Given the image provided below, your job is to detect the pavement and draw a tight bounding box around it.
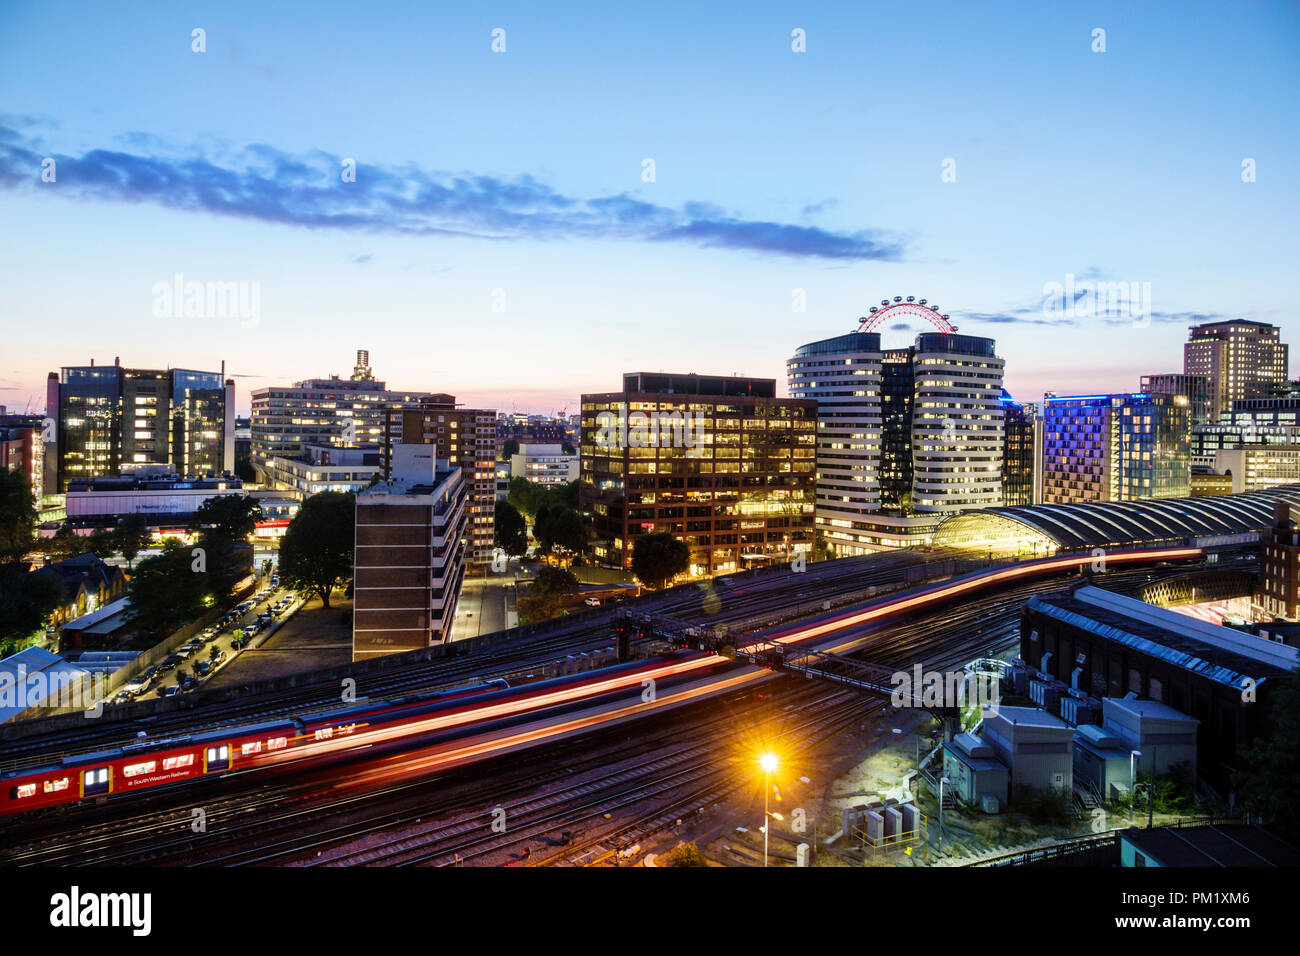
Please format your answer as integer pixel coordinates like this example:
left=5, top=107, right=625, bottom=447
left=449, top=571, right=518, bottom=641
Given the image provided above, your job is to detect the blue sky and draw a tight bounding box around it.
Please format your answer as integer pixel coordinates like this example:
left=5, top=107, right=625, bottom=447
left=1, top=0, right=1297, bottom=415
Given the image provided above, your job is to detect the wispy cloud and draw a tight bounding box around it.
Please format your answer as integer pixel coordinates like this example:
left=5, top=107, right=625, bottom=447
left=0, top=120, right=903, bottom=262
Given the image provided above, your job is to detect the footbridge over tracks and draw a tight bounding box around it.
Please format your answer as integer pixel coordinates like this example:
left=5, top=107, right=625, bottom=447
left=1135, top=567, right=1257, bottom=608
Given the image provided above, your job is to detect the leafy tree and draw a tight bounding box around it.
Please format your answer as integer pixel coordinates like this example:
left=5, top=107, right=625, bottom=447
left=531, top=565, right=579, bottom=598
left=44, top=522, right=84, bottom=561
left=127, top=539, right=210, bottom=638
left=114, top=514, right=149, bottom=570
left=631, top=532, right=690, bottom=589
left=0, top=469, right=40, bottom=563
left=501, top=438, right=520, bottom=461
left=508, top=475, right=542, bottom=518
left=552, top=480, right=579, bottom=511
left=197, top=533, right=253, bottom=597
left=279, top=491, right=355, bottom=609
left=658, top=842, right=708, bottom=867
left=0, top=562, right=64, bottom=649
left=561, top=442, right=575, bottom=456
left=534, top=505, right=585, bottom=555
left=494, top=501, right=528, bottom=557
left=1235, top=664, right=1300, bottom=841
left=189, top=494, right=261, bottom=541
left=85, top=528, right=118, bottom=559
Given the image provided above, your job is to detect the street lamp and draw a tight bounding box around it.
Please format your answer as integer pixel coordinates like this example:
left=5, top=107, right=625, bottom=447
left=760, top=753, right=777, bottom=868
left=1130, top=750, right=1142, bottom=824
left=939, top=776, right=951, bottom=851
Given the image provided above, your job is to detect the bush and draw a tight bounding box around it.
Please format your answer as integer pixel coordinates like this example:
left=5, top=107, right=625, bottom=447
left=658, top=842, right=708, bottom=867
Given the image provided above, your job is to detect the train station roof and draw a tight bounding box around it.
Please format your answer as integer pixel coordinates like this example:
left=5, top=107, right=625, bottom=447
left=932, top=484, right=1300, bottom=554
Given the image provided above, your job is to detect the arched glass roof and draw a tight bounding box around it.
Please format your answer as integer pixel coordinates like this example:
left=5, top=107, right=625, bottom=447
left=932, top=485, right=1300, bottom=553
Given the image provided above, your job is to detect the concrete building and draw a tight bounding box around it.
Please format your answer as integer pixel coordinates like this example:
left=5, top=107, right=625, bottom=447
left=787, top=322, right=1005, bottom=554
left=352, top=445, right=468, bottom=660
left=1259, top=501, right=1300, bottom=620
left=1184, top=320, right=1290, bottom=420
left=942, top=731, right=1011, bottom=809
left=1041, top=393, right=1191, bottom=504
left=979, top=705, right=1075, bottom=797
left=581, top=373, right=816, bottom=576
left=1213, top=445, right=1300, bottom=494
left=510, top=443, right=580, bottom=487
left=48, top=360, right=234, bottom=490
left=0, top=415, right=45, bottom=503
left=1021, top=584, right=1297, bottom=789
left=264, top=444, right=384, bottom=497
left=390, top=402, right=498, bottom=570
left=249, top=352, right=441, bottom=481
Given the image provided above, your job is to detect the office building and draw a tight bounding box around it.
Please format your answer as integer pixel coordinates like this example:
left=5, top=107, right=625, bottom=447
left=352, top=444, right=468, bottom=660
left=1042, top=393, right=1191, bottom=504
left=390, top=402, right=498, bottom=570
left=580, top=373, right=816, bottom=576
left=1000, top=393, right=1041, bottom=506
left=249, top=352, right=441, bottom=480
left=1214, top=446, right=1300, bottom=494
left=788, top=323, right=1005, bottom=553
left=1140, top=372, right=1213, bottom=425
left=509, top=443, right=580, bottom=486
left=1183, top=320, right=1289, bottom=420
left=262, top=444, right=384, bottom=497
left=48, top=360, right=234, bottom=490
left=0, top=414, right=45, bottom=502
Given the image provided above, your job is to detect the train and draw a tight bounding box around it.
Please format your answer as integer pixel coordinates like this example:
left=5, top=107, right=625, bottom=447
left=1, top=544, right=1206, bottom=820
left=0, top=654, right=726, bottom=818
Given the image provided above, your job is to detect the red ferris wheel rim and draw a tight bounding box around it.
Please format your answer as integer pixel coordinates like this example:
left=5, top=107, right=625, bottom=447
left=857, top=301, right=957, bottom=334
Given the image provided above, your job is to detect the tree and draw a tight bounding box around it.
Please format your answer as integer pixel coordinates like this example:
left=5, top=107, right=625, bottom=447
left=508, top=475, right=542, bottom=518
left=494, top=501, right=528, bottom=557
left=44, top=522, right=84, bottom=562
left=114, top=514, right=149, bottom=570
left=279, top=492, right=355, bottom=609
left=0, top=469, right=39, bottom=563
left=631, top=532, right=690, bottom=589
left=658, top=842, right=708, bottom=867
left=1235, top=664, right=1300, bottom=841
left=501, top=438, right=520, bottom=461
left=189, top=494, right=261, bottom=541
left=0, top=562, right=64, bottom=650
left=531, top=565, right=579, bottom=598
left=85, top=528, right=118, bottom=559
left=127, top=539, right=210, bottom=638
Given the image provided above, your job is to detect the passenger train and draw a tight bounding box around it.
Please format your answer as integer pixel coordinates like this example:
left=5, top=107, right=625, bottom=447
left=0, top=544, right=1204, bottom=819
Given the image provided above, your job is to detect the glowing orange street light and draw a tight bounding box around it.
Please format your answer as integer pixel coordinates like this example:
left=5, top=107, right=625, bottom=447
left=759, top=753, right=777, bottom=867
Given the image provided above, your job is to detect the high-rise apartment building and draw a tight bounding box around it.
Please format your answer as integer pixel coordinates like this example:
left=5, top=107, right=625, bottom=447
left=580, top=373, right=816, bottom=576
left=47, top=359, right=234, bottom=490
left=1183, top=320, right=1289, bottom=420
left=0, top=414, right=45, bottom=503
left=787, top=331, right=884, bottom=535
left=390, top=402, right=498, bottom=570
left=352, top=444, right=468, bottom=660
left=788, top=323, right=1005, bottom=554
left=1140, top=373, right=1213, bottom=425
left=1259, top=502, right=1300, bottom=621
left=1042, top=393, right=1191, bottom=504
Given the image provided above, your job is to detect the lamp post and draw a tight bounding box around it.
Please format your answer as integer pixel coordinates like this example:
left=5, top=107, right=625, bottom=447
left=760, top=753, right=777, bottom=867
left=939, top=776, right=951, bottom=851
left=1130, top=750, right=1142, bottom=825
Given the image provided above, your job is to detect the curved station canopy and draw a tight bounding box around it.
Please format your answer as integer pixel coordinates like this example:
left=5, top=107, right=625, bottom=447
left=932, top=484, right=1300, bottom=556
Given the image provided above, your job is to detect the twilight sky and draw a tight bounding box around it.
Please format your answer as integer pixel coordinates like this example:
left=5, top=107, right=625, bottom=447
left=1, top=0, right=1297, bottom=416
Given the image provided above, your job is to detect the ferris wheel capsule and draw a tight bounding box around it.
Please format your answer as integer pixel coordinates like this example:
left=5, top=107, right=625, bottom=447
left=869, top=306, right=878, bottom=313
left=906, top=296, right=915, bottom=302
left=893, top=295, right=902, bottom=302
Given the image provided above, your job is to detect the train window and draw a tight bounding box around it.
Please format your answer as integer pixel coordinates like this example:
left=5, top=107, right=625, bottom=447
left=123, top=761, right=157, bottom=778
left=205, top=745, right=230, bottom=765
left=43, top=777, right=70, bottom=794
left=163, top=754, right=195, bottom=771
left=83, top=768, right=110, bottom=793
left=11, top=783, right=36, bottom=799
left=267, top=736, right=287, bottom=751
left=241, top=741, right=262, bottom=756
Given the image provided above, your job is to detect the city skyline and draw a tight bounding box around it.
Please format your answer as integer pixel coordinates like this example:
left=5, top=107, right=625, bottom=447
left=3, top=0, right=1298, bottom=415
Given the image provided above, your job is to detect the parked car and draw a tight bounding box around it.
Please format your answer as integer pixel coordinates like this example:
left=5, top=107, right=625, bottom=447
left=195, top=660, right=213, bottom=677
left=158, top=655, right=181, bottom=672
left=159, top=684, right=182, bottom=698
left=122, top=675, right=151, bottom=695
left=109, top=690, right=135, bottom=706
left=584, top=597, right=601, bottom=607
